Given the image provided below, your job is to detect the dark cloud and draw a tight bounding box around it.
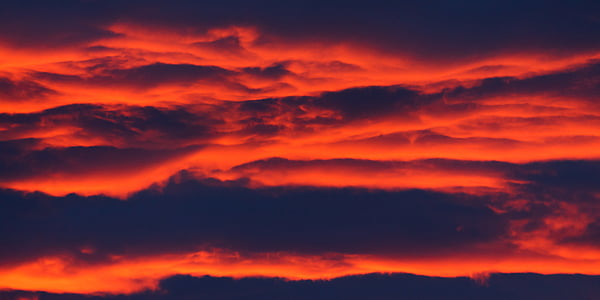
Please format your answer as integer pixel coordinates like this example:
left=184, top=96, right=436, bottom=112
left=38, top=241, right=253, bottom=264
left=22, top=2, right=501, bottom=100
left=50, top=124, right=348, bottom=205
left=118, top=0, right=600, bottom=62
left=0, top=103, right=220, bottom=147
left=19, top=61, right=600, bottom=140
left=0, top=104, right=224, bottom=181
left=315, top=85, right=427, bottom=120
left=225, top=157, right=600, bottom=245
left=329, top=129, right=524, bottom=149
left=241, top=63, right=292, bottom=80
left=98, top=63, right=234, bottom=88
left=0, top=77, right=55, bottom=101
left=513, top=160, right=600, bottom=193
left=0, top=140, right=200, bottom=181
left=446, top=61, right=600, bottom=101
left=33, top=63, right=237, bottom=89
left=4, top=273, right=600, bottom=300
left=1, top=2, right=599, bottom=297
left=230, top=157, right=513, bottom=177
left=232, top=85, right=433, bottom=129
left=0, top=174, right=506, bottom=265
left=0, top=0, right=119, bottom=48
left=0, top=84, right=435, bottom=143
left=32, top=62, right=296, bottom=93
left=565, top=219, right=600, bottom=247
left=2, top=1, right=598, bottom=61
left=501, top=160, right=600, bottom=245
left=192, top=36, right=246, bottom=55
left=231, top=61, right=600, bottom=127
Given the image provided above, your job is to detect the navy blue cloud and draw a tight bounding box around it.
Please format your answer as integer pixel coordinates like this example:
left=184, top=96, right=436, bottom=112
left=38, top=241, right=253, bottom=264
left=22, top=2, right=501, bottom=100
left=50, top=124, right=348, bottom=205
left=0, top=104, right=220, bottom=147
left=227, top=157, right=600, bottom=245
left=117, top=0, right=600, bottom=61
left=0, top=76, right=55, bottom=101
left=0, top=174, right=506, bottom=266
left=33, top=63, right=237, bottom=89
left=97, top=63, right=235, bottom=88
left=192, top=35, right=246, bottom=54
left=0, top=0, right=119, bottom=48
left=445, top=61, right=600, bottom=101
left=241, top=63, right=292, bottom=80
left=2, top=0, right=599, bottom=61
left=3, top=273, right=600, bottom=300
left=0, top=139, right=200, bottom=181
left=513, top=160, right=600, bottom=193
left=32, top=62, right=295, bottom=92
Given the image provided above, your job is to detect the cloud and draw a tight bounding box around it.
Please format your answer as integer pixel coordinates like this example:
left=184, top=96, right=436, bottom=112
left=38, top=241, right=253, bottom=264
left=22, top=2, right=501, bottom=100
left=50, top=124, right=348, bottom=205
left=0, top=77, right=55, bottom=101
left=220, top=157, right=600, bottom=254
left=192, top=35, right=247, bottom=55
left=241, top=63, right=292, bottom=80
left=0, top=174, right=507, bottom=266
left=314, top=85, right=428, bottom=120
left=0, top=0, right=119, bottom=48
left=445, top=61, right=600, bottom=102
left=2, top=1, right=598, bottom=62
left=0, top=141, right=199, bottom=182
left=223, top=157, right=512, bottom=190
left=0, top=84, right=437, bottom=149
left=0, top=104, right=220, bottom=147
left=31, top=61, right=298, bottom=97
left=127, top=273, right=600, bottom=300
left=513, top=160, right=600, bottom=193
left=1, top=1, right=600, bottom=297
left=115, top=0, right=600, bottom=62
left=33, top=63, right=238, bottom=89
left=98, top=63, right=234, bottom=88
left=3, top=273, right=600, bottom=300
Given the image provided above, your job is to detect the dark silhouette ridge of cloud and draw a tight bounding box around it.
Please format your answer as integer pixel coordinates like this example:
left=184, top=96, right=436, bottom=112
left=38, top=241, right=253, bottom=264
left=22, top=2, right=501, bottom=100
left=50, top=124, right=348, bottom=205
left=0, top=174, right=507, bottom=266
left=3, top=272, right=600, bottom=300
left=2, top=156, right=598, bottom=267
left=1, top=1, right=599, bottom=62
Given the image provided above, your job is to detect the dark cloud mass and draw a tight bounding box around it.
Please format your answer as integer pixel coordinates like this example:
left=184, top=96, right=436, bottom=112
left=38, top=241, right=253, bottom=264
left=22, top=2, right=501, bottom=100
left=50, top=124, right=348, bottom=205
left=0, top=0, right=597, bottom=60
left=4, top=273, right=600, bottom=300
left=0, top=77, right=55, bottom=101
left=0, top=174, right=506, bottom=266
left=445, top=61, right=600, bottom=101
left=0, top=140, right=199, bottom=181
left=0, top=103, right=219, bottom=147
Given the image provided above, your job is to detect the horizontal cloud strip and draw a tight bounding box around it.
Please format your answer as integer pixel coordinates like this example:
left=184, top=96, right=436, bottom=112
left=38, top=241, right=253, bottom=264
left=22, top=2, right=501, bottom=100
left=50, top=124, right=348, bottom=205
left=0, top=175, right=505, bottom=266
left=3, top=273, right=600, bottom=300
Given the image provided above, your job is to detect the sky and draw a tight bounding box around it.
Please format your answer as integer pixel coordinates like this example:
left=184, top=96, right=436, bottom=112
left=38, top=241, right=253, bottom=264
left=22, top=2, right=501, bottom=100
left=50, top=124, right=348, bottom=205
left=1, top=0, right=600, bottom=299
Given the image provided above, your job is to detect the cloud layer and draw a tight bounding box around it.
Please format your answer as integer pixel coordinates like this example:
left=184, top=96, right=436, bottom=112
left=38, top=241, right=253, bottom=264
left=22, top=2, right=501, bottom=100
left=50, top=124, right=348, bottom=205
left=4, top=273, right=600, bottom=300
left=1, top=0, right=600, bottom=297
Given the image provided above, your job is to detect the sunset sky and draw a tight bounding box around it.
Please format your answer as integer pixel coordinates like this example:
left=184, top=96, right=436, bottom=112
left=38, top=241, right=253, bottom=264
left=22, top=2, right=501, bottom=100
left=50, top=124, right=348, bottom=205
left=1, top=0, right=600, bottom=299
